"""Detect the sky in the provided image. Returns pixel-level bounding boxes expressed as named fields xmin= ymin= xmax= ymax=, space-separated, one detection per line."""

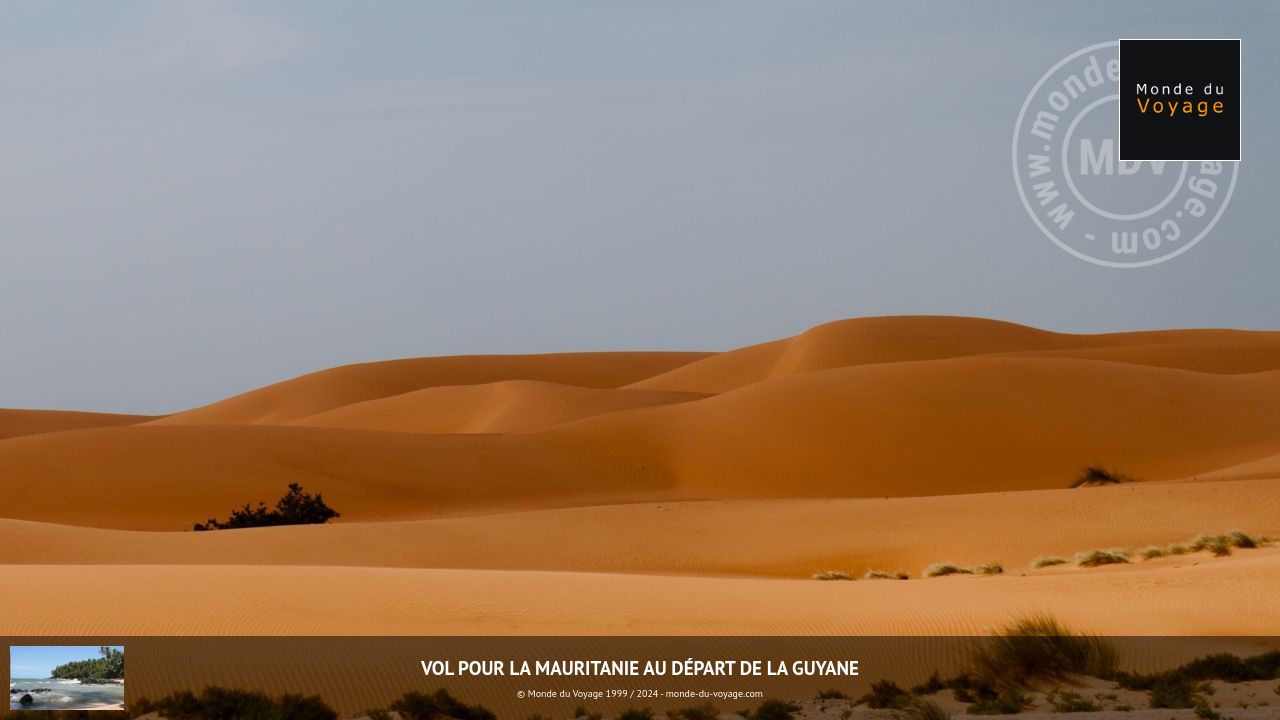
xmin=1 ymin=1 xmax=1278 ymax=414
xmin=9 ymin=646 xmax=125 ymax=679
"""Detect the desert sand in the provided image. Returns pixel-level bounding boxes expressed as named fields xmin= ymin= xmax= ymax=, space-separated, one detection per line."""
xmin=2 ymin=316 xmax=1280 ymax=637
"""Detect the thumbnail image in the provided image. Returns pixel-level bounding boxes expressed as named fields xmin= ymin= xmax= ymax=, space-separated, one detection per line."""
xmin=9 ymin=646 xmax=125 ymax=711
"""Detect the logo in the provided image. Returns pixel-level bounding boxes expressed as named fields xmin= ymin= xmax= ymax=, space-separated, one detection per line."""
xmin=1012 ymin=41 xmax=1237 ymax=268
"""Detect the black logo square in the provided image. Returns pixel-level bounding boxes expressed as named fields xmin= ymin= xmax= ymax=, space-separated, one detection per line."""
xmin=1119 ymin=39 xmax=1240 ymax=161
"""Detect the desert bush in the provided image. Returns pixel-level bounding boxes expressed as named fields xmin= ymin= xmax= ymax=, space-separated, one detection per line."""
xmin=1046 ymin=689 xmax=1102 ymax=712
xmin=811 ymin=569 xmax=853 ymax=580
xmin=574 ymin=705 xmax=603 ymax=720
xmin=856 ymin=679 xmax=912 ymax=709
xmin=923 ymin=562 xmax=973 ymax=578
xmin=815 ymin=689 xmax=847 ymax=699
xmin=910 ymin=671 xmax=946 ymax=696
xmin=617 ymin=707 xmax=654 ymax=720
xmin=975 ymin=562 xmax=1003 ymax=576
xmin=1075 ymin=548 xmax=1130 ymax=567
xmin=903 ymin=698 xmax=952 ymax=720
xmin=1174 ymin=651 xmax=1280 ymax=683
xmin=1190 ymin=534 xmax=1232 ymax=556
xmin=946 ymin=674 xmax=1000 ymax=704
xmin=750 ymin=699 xmax=801 ymax=720
xmin=1148 ymin=675 xmax=1198 ymax=709
xmin=965 ymin=688 xmax=1028 ymax=715
xmin=393 ymin=689 xmax=496 ymax=720
xmin=862 ymin=568 xmax=909 ymax=580
xmin=1195 ymin=704 xmax=1223 ymax=719
xmin=278 ymin=695 xmax=342 ymax=720
xmin=1071 ymin=466 xmax=1134 ymax=488
xmin=194 ymin=483 xmax=340 ymax=531
xmin=1227 ymin=529 xmax=1260 ymax=548
xmin=1158 ymin=530 xmax=1268 ymax=558
xmin=970 ymin=615 xmax=1117 ymax=687
xmin=1110 ymin=652 xmax=1280 ymax=709
xmin=1031 ymin=555 xmax=1068 ymax=569
xmin=132 ymin=686 xmax=338 ymax=720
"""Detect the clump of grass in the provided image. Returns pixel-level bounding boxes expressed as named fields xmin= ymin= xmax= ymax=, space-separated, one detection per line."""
xmin=1166 ymin=530 xmax=1268 ymax=558
xmin=970 ymin=615 xmax=1118 ymax=687
xmin=856 ymin=680 xmax=912 ymax=710
xmin=751 ymin=700 xmax=800 ymax=720
xmin=1190 ymin=534 xmax=1233 ymax=557
xmin=1227 ymin=530 xmax=1261 ymax=548
xmin=618 ymin=709 xmax=654 ymax=720
xmin=1195 ymin=703 xmax=1223 ymax=719
xmin=910 ymin=672 xmax=947 ymax=696
xmin=1139 ymin=544 xmax=1166 ymax=560
xmin=815 ymin=689 xmax=847 ymax=700
xmin=1147 ymin=675 xmax=1199 ymax=709
xmin=1034 ymin=529 xmax=1265 ymax=574
xmin=975 ymin=562 xmax=1004 ymax=576
xmin=811 ymin=569 xmax=854 ymax=581
xmin=1071 ymin=465 xmax=1134 ymax=488
xmin=1046 ymin=689 xmax=1102 ymax=712
xmin=923 ymin=562 xmax=974 ymax=578
xmin=862 ymin=568 xmax=909 ymax=580
xmin=1075 ymin=548 xmax=1130 ymax=567
xmin=966 ymin=688 xmax=1028 ymax=715
xmin=903 ymin=699 xmax=951 ymax=720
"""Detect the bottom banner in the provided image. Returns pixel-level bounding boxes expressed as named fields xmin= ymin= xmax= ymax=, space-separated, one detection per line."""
xmin=6 ymin=634 xmax=1280 ymax=718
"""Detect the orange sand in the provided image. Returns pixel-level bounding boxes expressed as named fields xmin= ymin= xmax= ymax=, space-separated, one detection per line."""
xmin=2 ymin=316 xmax=1279 ymax=636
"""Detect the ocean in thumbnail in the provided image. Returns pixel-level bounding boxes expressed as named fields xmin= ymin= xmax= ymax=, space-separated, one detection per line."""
xmin=10 ymin=678 xmax=124 ymax=711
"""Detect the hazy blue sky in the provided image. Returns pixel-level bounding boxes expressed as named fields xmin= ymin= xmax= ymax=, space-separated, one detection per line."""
xmin=2 ymin=1 xmax=1277 ymax=414
xmin=10 ymin=646 xmax=124 ymax=678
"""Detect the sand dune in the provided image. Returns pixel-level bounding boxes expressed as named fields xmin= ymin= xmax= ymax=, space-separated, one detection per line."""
xmin=0 ymin=408 xmax=152 ymax=441
xmin=5 ymin=356 xmax=1280 ymax=530
xmin=4 ymin=316 xmax=1280 ymax=639
xmin=4 ymin=553 xmax=1279 ymax=636
xmin=151 ymin=351 xmax=710 ymax=425
xmin=3 ymin=478 xmax=1277 ymax=578
xmin=1193 ymin=449 xmax=1280 ymax=482
xmin=0 ymin=423 xmax=674 ymax=530
xmin=290 ymin=380 xmax=705 ymax=434
xmin=627 ymin=316 xmax=1070 ymax=393
xmin=634 ymin=358 xmax=1280 ymax=498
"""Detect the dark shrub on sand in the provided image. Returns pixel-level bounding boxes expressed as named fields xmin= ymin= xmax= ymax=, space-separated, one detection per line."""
xmin=194 ymin=483 xmax=339 ymax=531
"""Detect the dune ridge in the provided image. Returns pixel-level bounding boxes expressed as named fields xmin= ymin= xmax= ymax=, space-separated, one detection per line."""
xmin=150 ymin=351 xmax=710 ymax=426
xmin=6 ymin=354 xmax=1280 ymax=530
xmin=289 ymin=380 xmax=706 ymax=434
xmin=0 ymin=408 xmax=154 ymax=441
